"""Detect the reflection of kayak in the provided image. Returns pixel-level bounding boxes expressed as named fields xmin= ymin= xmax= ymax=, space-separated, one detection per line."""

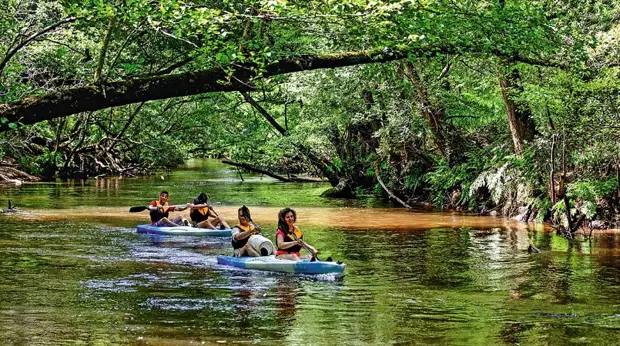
xmin=136 ymin=224 xmax=232 ymax=237
xmin=216 ymin=255 xmax=346 ymax=274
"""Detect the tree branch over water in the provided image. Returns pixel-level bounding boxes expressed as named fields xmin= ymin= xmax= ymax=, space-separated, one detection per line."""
xmin=0 ymin=45 xmax=562 ymax=132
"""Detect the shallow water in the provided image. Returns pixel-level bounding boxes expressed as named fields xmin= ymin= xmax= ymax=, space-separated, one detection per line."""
xmin=1 ymin=160 xmax=619 ymax=345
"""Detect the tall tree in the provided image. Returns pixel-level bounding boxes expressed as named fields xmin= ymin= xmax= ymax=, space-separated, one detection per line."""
xmin=498 ymin=65 xmax=537 ymax=155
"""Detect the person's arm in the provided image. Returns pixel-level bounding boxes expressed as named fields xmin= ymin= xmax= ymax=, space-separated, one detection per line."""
xmin=207 ymin=207 xmax=219 ymax=218
xmin=292 ymin=229 xmax=318 ymax=255
xmin=301 ymin=241 xmax=318 ymax=255
xmin=231 ymin=227 xmax=241 ymax=239
xmin=147 ymin=201 xmax=158 ymax=211
xmin=175 ymin=203 xmax=190 ymax=211
xmin=276 ymin=232 xmax=302 ymax=250
xmin=233 ymin=228 xmax=256 ymax=240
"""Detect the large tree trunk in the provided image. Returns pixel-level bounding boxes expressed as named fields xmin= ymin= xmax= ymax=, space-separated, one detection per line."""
xmin=498 ymin=66 xmax=537 ymax=155
xmin=402 ymin=61 xmax=464 ymax=165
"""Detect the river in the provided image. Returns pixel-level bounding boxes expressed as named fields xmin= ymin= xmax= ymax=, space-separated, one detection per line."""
xmin=1 ymin=159 xmax=619 ymax=345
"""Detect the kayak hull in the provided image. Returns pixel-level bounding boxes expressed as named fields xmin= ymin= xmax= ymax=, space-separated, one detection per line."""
xmin=136 ymin=224 xmax=232 ymax=237
xmin=216 ymin=255 xmax=346 ymax=274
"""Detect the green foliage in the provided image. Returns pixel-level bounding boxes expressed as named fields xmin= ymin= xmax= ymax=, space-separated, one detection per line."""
xmin=0 ymin=0 xmax=618 ymax=226
xmin=530 ymin=196 xmax=552 ymax=222
xmin=425 ymin=160 xmax=473 ymax=208
xmin=568 ymin=178 xmax=619 ymax=202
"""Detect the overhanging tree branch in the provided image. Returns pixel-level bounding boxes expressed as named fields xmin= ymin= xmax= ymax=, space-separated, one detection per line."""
xmin=0 ymin=16 xmax=77 ymax=80
xmin=0 ymin=45 xmax=564 ymax=131
xmin=241 ymin=91 xmax=340 ymax=186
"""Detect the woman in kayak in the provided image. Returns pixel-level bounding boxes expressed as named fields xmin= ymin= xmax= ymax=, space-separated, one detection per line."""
xmin=149 ymin=191 xmax=190 ymax=226
xmin=231 ymin=205 xmax=261 ymax=257
xmin=275 ymin=207 xmax=318 ymax=261
xmin=189 ymin=192 xmax=230 ymax=229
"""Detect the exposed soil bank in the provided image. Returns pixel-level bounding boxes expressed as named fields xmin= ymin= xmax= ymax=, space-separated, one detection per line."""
xmin=0 ymin=164 xmax=40 ymax=185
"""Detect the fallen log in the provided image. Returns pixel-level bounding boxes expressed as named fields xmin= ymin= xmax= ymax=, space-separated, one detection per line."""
xmin=222 ymin=160 xmax=322 ymax=183
xmin=0 ymin=165 xmax=40 ymax=184
xmin=374 ymin=162 xmax=413 ymax=209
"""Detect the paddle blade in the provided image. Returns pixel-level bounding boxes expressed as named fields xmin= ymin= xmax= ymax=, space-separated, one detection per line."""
xmin=129 ymin=206 xmax=149 ymax=213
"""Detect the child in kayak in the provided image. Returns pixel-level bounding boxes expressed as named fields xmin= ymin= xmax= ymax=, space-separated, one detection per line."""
xmin=189 ymin=192 xmax=230 ymax=229
xmin=275 ymin=207 xmax=318 ymax=261
xmin=149 ymin=191 xmax=190 ymax=226
xmin=231 ymin=206 xmax=261 ymax=257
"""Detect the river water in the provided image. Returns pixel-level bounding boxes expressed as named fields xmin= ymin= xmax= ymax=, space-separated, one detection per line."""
xmin=0 ymin=160 xmax=619 ymax=345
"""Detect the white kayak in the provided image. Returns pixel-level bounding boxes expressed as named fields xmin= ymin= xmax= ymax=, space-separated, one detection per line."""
xmin=136 ymin=224 xmax=232 ymax=237
xmin=216 ymin=255 xmax=346 ymax=274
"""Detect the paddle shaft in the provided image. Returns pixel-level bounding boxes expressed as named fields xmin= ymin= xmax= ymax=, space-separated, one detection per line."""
xmin=129 ymin=204 xmax=188 ymax=213
xmin=287 ymin=229 xmax=320 ymax=261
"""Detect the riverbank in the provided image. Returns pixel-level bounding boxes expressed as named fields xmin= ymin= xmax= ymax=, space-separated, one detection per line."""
xmin=0 ymin=164 xmax=39 ymax=185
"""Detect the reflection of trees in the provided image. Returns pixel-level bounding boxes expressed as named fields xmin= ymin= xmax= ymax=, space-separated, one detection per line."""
xmin=418 ymin=228 xmax=473 ymax=287
xmin=508 ymin=230 xmax=591 ymax=303
xmin=592 ymin=235 xmax=620 ymax=301
xmin=498 ymin=322 xmax=534 ymax=345
xmin=335 ymin=228 xmax=473 ymax=286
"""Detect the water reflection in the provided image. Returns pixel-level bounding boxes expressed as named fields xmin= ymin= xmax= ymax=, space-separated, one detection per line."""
xmin=1 ymin=160 xmax=620 ymax=344
xmin=275 ymin=278 xmax=300 ymax=322
xmin=2 ymin=217 xmax=620 ymax=344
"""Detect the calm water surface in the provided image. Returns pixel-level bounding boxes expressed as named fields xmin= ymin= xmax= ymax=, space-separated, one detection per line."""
xmin=1 ymin=160 xmax=619 ymax=345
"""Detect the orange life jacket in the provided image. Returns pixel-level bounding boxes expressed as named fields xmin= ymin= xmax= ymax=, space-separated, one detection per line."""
xmin=276 ymin=226 xmax=303 ymax=253
xmin=190 ymin=206 xmax=209 ymax=223
xmin=150 ymin=201 xmax=170 ymax=223
xmin=231 ymin=223 xmax=257 ymax=249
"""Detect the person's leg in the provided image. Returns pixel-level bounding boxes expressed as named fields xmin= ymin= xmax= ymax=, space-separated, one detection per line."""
xmin=217 ymin=216 xmax=230 ymax=229
xmin=243 ymin=243 xmax=260 ymax=257
xmin=196 ymin=219 xmax=216 ymax=229
xmin=275 ymin=254 xmax=300 ymax=261
xmin=210 ymin=217 xmax=230 ymax=229
xmin=155 ymin=217 xmax=178 ymax=227
xmin=170 ymin=215 xmax=187 ymax=225
xmin=178 ymin=215 xmax=190 ymax=226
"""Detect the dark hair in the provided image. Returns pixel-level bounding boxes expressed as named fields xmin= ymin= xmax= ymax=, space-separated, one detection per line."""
xmin=239 ymin=205 xmax=252 ymax=222
xmin=277 ymin=207 xmax=296 ymax=233
xmin=160 ymin=191 xmax=169 ymax=196
xmin=193 ymin=192 xmax=208 ymax=205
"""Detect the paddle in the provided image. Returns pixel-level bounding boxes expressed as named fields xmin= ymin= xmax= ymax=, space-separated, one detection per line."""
xmin=128 ymin=204 xmax=187 ymax=213
xmin=287 ymin=229 xmax=321 ymax=262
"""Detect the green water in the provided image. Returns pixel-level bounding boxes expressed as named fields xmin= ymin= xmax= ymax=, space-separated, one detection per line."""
xmin=1 ymin=160 xmax=619 ymax=345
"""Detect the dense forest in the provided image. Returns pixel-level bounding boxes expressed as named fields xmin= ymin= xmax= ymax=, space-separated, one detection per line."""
xmin=0 ymin=0 xmax=618 ymax=234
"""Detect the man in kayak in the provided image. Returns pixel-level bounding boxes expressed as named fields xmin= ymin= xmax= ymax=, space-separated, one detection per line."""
xmin=231 ymin=206 xmax=261 ymax=257
xmin=275 ymin=207 xmax=318 ymax=261
xmin=189 ymin=192 xmax=230 ymax=229
xmin=149 ymin=191 xmax=190 ymax=226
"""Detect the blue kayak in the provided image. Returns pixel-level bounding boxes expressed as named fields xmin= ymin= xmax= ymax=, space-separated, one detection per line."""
xmin=136 ymin=224 xmax=232 ymax=237
xmin=217 ymin=255 xmax=346 ymax=274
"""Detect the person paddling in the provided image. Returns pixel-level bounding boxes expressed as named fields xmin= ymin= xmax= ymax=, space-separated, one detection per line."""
xmin=189 ymin=192 xmax=230 ymax=229
xmin=231 ymin=206 xmax=262 ymax=257
xmin=149 ymin=191 xmax=190 ymax=227
xmin=275 ymin=207 xmax=318 ymax=261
